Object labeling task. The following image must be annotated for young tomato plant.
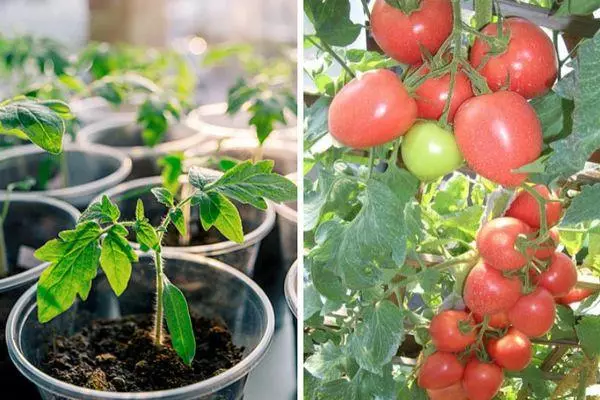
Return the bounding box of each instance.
[304,1,600,399]
[35,160,296,364]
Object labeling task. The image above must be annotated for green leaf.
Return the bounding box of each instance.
[348,300,404,374]
[560,184,600,226]
[151,187,175,208]
[305,341,346,381]
[227,78,260,114]
[531,91,573,144]
[35,222,102,322]
[79,195,120,224]
[205,160,297,209]
[248,98,287,144]
[555,0,600,15]
[305,97,332,149]
[100,225,137,296]
[135,199,145,221]
[559,227,586,257]
[0,98,68,154]
[162,275,196,365]
[196,192,244,243]
[158,153,184,195]
[188,166,211,190]
[304,281,324,321]
[575,316,600,358]
[134,220,160,251]
[474,0,493,29]
[544,32,600,180]
[170,208,187,237]
[304,0,362,46]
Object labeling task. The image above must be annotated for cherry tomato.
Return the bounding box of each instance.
[328,69,417,149]
[556,287,595,305]
[508,288,556,337]
[486,328,532,371]
[454,91,542,187]
[462,358,504,400]
[533,252,578,297]
[414,68,474,122]
[534,227,560,260]
[505,184,562,229]
[429,310,477,352]
[473,310,510,329]
[401,122,464,181]
[418,352,465,390]
[463,260,522,316]
[469,17,558,99]
[476,217,533,271]
[371,0,453,65]
[427,382,469,400]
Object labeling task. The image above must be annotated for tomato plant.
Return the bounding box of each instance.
[305,0,600,399]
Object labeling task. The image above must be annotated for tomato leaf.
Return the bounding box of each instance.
[158,153,184,195]
[79,195,121,224]
[162,275,196,366]
[195,192,243,243]
[304,0,362,47]
[100,225,137,296]
[151,187,175,208]
[555,0,600,16]
[305,341,347,381]
[560,184,600,226]
[575,316,600,358]
[305,97,331,148]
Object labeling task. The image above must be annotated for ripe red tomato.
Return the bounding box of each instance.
[427,382,469,400]
[418,352,465,390]
[556,287,595,305]
[476,217,533,271]
[473,310,510,329]
[371,0,453,65]
[462,358,504,400]
[414,68,474,122]
[508,288,556,337]
[463,260,522,316]
[328,69,417,149]
[533,252,578,297]
[505,185,562,229]
[454,91,542,187]
[429,310,477,352]
[534,227,560,260]
[469,17,558,99]
[486,328,532,371]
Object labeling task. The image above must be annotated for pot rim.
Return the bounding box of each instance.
[0,194,80,293]
[184,102,296,139]
[76,113,208,159]
[0,143,132,200]
[94,174,276,256]
[285,260,298,319]
[273,172,297,223]
[6,252,275,399]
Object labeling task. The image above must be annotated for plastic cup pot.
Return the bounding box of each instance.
[273,173,298,268]
[6,253,274,400]
[0,195,79,398]
[96,173,276,276]
[77,113,208,180]
[0,143,132,210]
[284,260,298,320]
[69,96,141,126]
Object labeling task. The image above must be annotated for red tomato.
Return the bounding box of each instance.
[430,310,477,352]
[508,288,556,337]
[418,352,465,390]
[534,227,560,260]
[486,328,532,371]
[473,310,510,329]
[556,287,595,305]
[415,68,474,122]
[371,0,453,65]
[476,217,533,271]
[463,260,522,316]
[533,252,578,297]
[427,382,469,400]
[454,91,542,187]
[328,69,417,149]
[469,17,558,99]
[505,185,562,229]
[462,358,504,400]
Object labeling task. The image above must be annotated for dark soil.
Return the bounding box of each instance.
[43,315,244,392]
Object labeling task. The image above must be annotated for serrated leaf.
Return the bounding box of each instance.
[162,275,196,365]
[305,341,346,381]
[304,281,324,321]
[196,192,243,243]
[136,199,145,221]
[575,316,600,357]
[227,78,260,114]
[100,226,137,296]
[561,184,600,226]
[555,0,600,16]
[188,166,210,190]
[35,221,102,322]
[170,208,187,236]
[304,0,362,46]
[134,220,160,251]
[80,195,120,224]
[151,187,174,207]
[248,98,287,143]
[158,153,184,195]
[304,97,331,148]
[531,91,573,144]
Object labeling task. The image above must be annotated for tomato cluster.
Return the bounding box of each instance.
[417,184,590,399]
[328,4,558,187]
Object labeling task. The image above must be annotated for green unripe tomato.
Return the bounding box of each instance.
[401,122,463,181]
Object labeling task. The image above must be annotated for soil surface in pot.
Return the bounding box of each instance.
[43,315,243,392]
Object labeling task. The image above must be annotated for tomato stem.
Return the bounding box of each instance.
[367,148,375,179]
[306,36,356,79]
[360,0,371,20]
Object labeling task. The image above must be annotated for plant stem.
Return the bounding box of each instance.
[60,151,69,189]
[152,251,165,345]
[360,0,371,19]
[0,225,9,278]
[367,148,375,179]
[307,36,356,79]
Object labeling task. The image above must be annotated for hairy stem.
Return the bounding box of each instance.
[0,225,9,278]
[60,152,70,189]
[306,36,356,79]
[153,251,165,345]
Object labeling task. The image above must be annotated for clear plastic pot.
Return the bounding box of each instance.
[0,195,80,398]
[69,97,140,126]
[96,174,276,276]
[7,253,275,400]
[77,113,208,180]
[185,103,297,143]
[284,260,298,319]
[0,143,132,210]
[273,173,298,269]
